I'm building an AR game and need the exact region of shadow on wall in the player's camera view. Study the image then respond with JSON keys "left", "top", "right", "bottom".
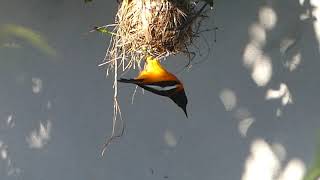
{"left": 237, "top": 0, "right": 320, "bottom": 179}
{"left": 0, "top": 24, "right": 55, "bottom": 177}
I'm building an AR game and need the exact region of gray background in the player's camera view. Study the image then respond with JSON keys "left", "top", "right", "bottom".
{"left": 0, "top": 0, "right": 319, "bottom": 179}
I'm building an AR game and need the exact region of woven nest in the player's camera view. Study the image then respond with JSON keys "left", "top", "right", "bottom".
{"left": 100, "top": 0, "right": 211, "bottom": 156}
{"left": 102, "top": 0, "right": 208, "bottom": 72}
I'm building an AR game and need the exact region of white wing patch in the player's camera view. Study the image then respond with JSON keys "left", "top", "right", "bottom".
{"left": 145, "top": 84, "right": 177, "bottom": 91}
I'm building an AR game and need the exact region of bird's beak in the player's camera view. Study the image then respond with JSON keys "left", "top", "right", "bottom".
{"left": 183, "top": 107, "right": 188, "bottom": 118}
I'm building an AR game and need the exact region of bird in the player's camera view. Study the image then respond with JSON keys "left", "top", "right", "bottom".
{"left": 118, "top": 56, "right": 188, "bottom": 117}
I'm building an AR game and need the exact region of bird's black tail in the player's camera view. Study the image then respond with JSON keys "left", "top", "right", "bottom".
{"left": 118, "top": 78, "right": 142, "bottom": 84}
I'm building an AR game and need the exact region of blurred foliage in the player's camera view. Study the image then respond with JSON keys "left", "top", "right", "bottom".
{"left": 304, "top": 132, "right": 320, "bottom": 180}
{"left": 84, "top": 0, "right": 93, "bottom": 3}
{"left": 0, "top": 24, "right": 57, "bottom": 56}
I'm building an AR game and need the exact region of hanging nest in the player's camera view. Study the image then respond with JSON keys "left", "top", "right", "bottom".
{"left": 99, "top": 0, "right": 212, "bottom": 156}
{"left": 102, "top": 0, "right": 209, "bottom": 72}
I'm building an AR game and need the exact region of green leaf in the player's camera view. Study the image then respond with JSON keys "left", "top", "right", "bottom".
{"left": 0, "top": 24, "right": 57, "bottom": 56}
{"left": 90, "top": 26, "right": 116, "bottom": 36}
{"left": 304, "top": 131, "right": 320, "bottom": 180}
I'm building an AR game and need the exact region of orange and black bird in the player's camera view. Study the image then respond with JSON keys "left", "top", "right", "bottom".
{"left": 118, "top": 56, "right": 188, "bottom": 117}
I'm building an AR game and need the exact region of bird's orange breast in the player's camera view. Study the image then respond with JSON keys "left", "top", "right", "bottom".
{"left": 134, "top": 56, "right": 185, "bottom": 92}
